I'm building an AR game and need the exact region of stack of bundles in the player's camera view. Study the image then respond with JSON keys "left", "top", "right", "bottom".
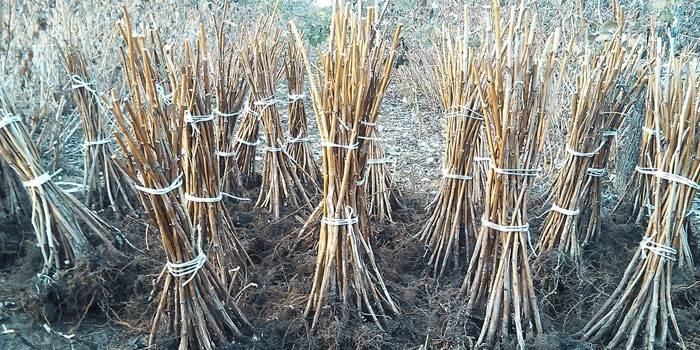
{"left": 289, "top": 0, "right": 402, "bottom": 329}
{"left": 578, "top": 44, "right": 698, "bottom": 350}
{"left": 360, "top": 125, "right": 405, "bottom": 222}
{"left": 417, "top": 14, "right": 482, "bottom": 279}
{"left": 460, "top": 1, "right": 559, "bottom": 348}
{"left": 239, "top": 24, "right": 314, "bottom": 220}
{"left": 181, "top": 25, "right": 251, "bottom": 286}
{"left": 536, "top": 11, "right": 645, "bottom": 260}
{"left": 213, "top": 11, "right": 249, "bottom": 198}
{"left": 112, "top": 10, "right": 251, "bottom": 348}
{"left": 0, "top": 109, "right": 119, "bottom": 273}
{"left": 61, "top": 31, "right": 134, "bottom": 214}
{"left": 284, "top": 31, "right": 319, "bottom": 189}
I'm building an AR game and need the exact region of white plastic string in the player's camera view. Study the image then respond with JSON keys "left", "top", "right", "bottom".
{"left": 166, "top": 225, "right": 207, "bottom": 285}
{"left": 635, "top": 166, "right": 700, "bottom": 190}
{"left": 215, "top": 150, "right": 236, "bottom": 157}
{"left": 481, "top": 215, "right": 536, "bottom": 256}
{"left": 442, "top": 168, "right": 473, "bottom": 180}
{"left": 287, "top": 135, "right": 311, "bottom": 144}
{"left": 221, "top": 192, "right": 251, "bottom": 201}
{"left": 321, "top": 141, "right": 359, "bottom": 150}
{"left": 184, "top": 110, "right": 215, "bottom": 124}
{"left": 83, "top": 138, "right": 111, "bottom": 147}
{"left": 566, "top": 141, "right": 606, "bottom": 157}
{"left": 288, "top": 93, "right": 306, "bottom": 102}
{"left": 55, "top": 181, "right": 85, "bottom": 193}
{"left": 586, "top": 167, "right": 606, "bottom": 177}
{"left": 491, "top": 165, "right": 541, "bottom": 176}
{"left": 156, "top": 84, "right": 173, "bottom": 106}
{"left": 22, "top": 169, "right": 63, "bottom": 188}
{"left": 213, "top": 108, "right": 242, "bottom": 118}
{"left": 367, "top": 158, "right": 392, "bottom": 165}
{"left": 253, "top": 95, "right": 277, "bottom": 110}
{"left": 262, "top": 145, "right": 284, "bottom": 152}
{"left": 602, "top": 130, "right": 617, "bottom": 137}
{"left": 639, "top": 234, "right": 676, "bottom": 261}
{"left": 361, "top": 120, "right": 376, "bottom": 127}
{"left": 184, "top": 193, "right": 223, "bottom": 203}
{"left": 0, "top": 115, "right": 21, "bottom": 129}
{"left": 474, "top": 156, "right": 491, "bottom": 162}
{"left": 135, "top": 174, "right": 183, "bottom": 195}
{"left": 358, "top": 135, "right": 381, "bottom": 141}
{"left": 321, "top": 206, "right": 358, "bottom": 226}
{"left": 235, "top": 138, "right": 260, "bottom": 147}
{"left": 642, "top": 126, "right": 663, "bottom": 138}
{"left": 550, "top": 203, "right": 580, "bottom": 216}
{"left": 445, "top": 107, "right": 484, "bottom": 120}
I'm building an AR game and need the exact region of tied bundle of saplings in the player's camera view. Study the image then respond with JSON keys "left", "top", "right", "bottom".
{"left": 238, "top": 22, "right": 314, "bottom": 220}
{"left": 577, "top": 43, "right": 699, "bottom": 350}
{"left": 60, "top": 27, "right": 134, "bottom": 214}
{"left": 360, "top": 123, "right": 405, "bottom": 222}
{"left": 417, "top": 13, "right": 483, "bottom": 279}
{"left": 0, "top": 109, "right": 120, "bottom": 274}
{"left": 213, "top": 9, "right": 250, "bottom": 199}
{"left": 283, "top": 30, "right": 319, "bottom": 189}
{"left": 289, "top": 0, "right": 402, "bottom": 329}
{"left": 460, "top": 1, "right": 559, "bottom": 348}
{"left": 0, "top": 157, "right": 22, "bottom": 215}
{"left": 536, "top": 11, "right": 645, "bottom": 262}
{"left": 181, "top": 24, "right": 252, "bottom": 287}
{"left": 111, "top": 9, "right": 251, "bottom": 349}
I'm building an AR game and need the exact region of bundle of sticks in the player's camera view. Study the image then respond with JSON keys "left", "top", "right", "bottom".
{"left": 0, "top": 157, "right": 22, "bottom": 214}
{"left": 239, "top": 24, "right": 314, "bottom": 220}
{"left": 417, "top": 16, "right": 482, "bottom": 278}
{"left": 578, "top": 43, "right": 698, "bottom": 350}
{"left": 61, "top": 31, "right": 133, "bottom": 214}
{"left": 536, "top": 14, "right": 645, "bottom": 260}
{"left": 232, "top": 104, "right": 259, "bottom": 182}
{"left": 289, "top": 0, "right": 402, "bottom": 329}
{"left": 0, "top": 109, "right": 119, "bottom": 273}
{"left": 360, "top": 126, "right": 405, "bottom": 222}
{"left": 284, "top": 31, "right": 319, "bottom": 189}
{"left": 182, "top": 25, "right": 251, "bottom": 286}
{"left": 112, "top": 10, "right": 250, "bottom": 348}
{"left": 214, "top": 14, "right": 249, "bottom": 198}
{"left": 460, "top": 1, "right": 559, "bottom": 347}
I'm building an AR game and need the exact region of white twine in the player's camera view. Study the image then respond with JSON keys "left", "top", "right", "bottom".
{"left": 213, "top": 108, "right": 242, "bottom": 118}
{"left": 474, "top": 156, "right": 491, "bottom": 162}
{"left": 235, "top": 138, "right": 260, "bottom": 147}
{"left": 361, "top": 120, "right": 376, "bottom": 127}
{"left": 83, "top": 138, "right": 111, "bottom": 147}
{"left": 215, "top": 150, "right": 236, "bottom": 157}
{"left": 135, "top": 174, "right": 183, "bottom": 195}
{"left": 183, "top": 191, "right": 249, "bottom": 202}
{"left": 491, "top": 165, "right": 541, "bottom": 177}
{"left": 262, "top": 145, "right": 284, "bottom": 152}
{"left": 156, "top": 84, "right": 173, "bottom": 106}
{"left": 321, "top": 141, "right": 359, "bottom": 150}
{"left": 586, "top": 167, "right": 606, "bottom": 177}
{"left": 442, "top": 168, "right": 473, "bottom": 181}
{"left": 358, "top": 135, "right": 381, "bottom": 141}
{"left": 635, "top": 166, "right": 700, "bottom": 190}
{"left": 0, "top": 115, "right": 21, "bottom": 129}
{"left": 602, "top": 130, "right": 617, "bottom": 137}
{"left": 481, "top": 215, "right": 536, "bottom": 255}
{"left": 69, "top": 74, "right": 97, "bottom": 94}
{"left": 321, "top": 206, "right": 358, "bottom": 226}
{"left": 639, "top": 234, "right": 677, "bottom": 261}
{"left": 184, "top": 110, "right": 215, "bottom": 124}
{"left": 287, "top": 135, "right": 311, "bottom": 144}
{"left": 445, "top": 108, "right": 484, "bottom": 121}
{"left": 253, "top": 95, "right": 277, "bottom": 110}
{"left": 367, "top": 158, "right": 392, "bottom": 165}
{"left": 22, "top": 169, "right": 62, "bottom": 188}
{"left": 166, "top": 225, "right": 207, "bottom": 286}
{"left": 55, "top": 181, "right": 85, "bottom": 193}
{"left": 642, "top": 126, "right": 663, "bottom": 138}
{"left": 288, "top": 93, "right": 306, "bottom": 102}
{"left": 550, "top": 203, "right": 580, "bottom": 216}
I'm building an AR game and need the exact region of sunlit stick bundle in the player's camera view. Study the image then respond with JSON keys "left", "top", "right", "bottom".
{"left": 214, "top": 14, "right": 249, "bottom": 197}
{"left": 360, "top": 126, "right": 405, "bottom": 222}
{"left": 417, "top": 17, "right": 482, "bottom": 278}
{"left": 578, "top": 45, "right": 698, "bottom": 350}
{"left": 290, "top": 0, "right": 402, "bottom": 329}
{"left": 0, "top": 110, "right": 119, "bottom": 273}
{"left": 536, "top": 16, "right": 644, "bottom": 260}
{"left": 112, "top": 10, "right": 251, "bottom": 348}
{"left": 182, "top": 25, "right": 251, "bottom": 286}
{"left": 284, "top": 31, "right": 319, "bottom": 189}
{"left": 239, "top": 25, "right": 314, "bottom": 220}
{"left": 460, "top": 2, "right": 558, "bottom": 347}
{"left": 61, "top": 36, "right": 134, "bottom": 214}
